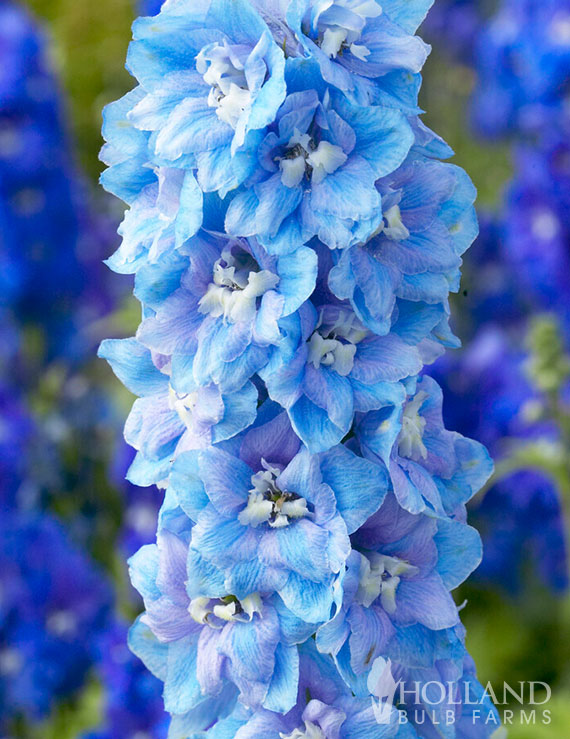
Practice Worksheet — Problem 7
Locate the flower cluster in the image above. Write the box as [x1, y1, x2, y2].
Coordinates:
[101, 0, 498, 734]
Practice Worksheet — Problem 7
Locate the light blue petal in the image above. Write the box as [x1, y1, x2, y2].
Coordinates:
[279, 571, 335, 624]
[129, 544, 161, 602]
[435, 519, 482, 590]
[263, 642, 299, 713]
[176, 171, 204, 246]
[128, 616, 169, 681]
[381, 0, 434, 33]
[213, 381, 259, 443]
[99, 338, 165, 397]
[164, 636, 202, 714]
[290, 394, 348, 454]
[199, 447, 252, 514]
[320, 446, 389, 534]
[170, 451, 209, 521]
[277, 245, 318, 316]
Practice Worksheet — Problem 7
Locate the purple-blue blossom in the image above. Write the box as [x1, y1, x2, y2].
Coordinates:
[100, 0, 498, 734]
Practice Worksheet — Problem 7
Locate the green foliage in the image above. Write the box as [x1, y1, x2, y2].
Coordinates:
[526, 316, 570, 396]
[10, 679, 102, 739]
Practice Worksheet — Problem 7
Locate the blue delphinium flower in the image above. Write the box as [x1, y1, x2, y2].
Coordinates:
[475, 470, 569, 593]
[316, 492, 482, 685]
[284, 0, 430, 98]
[328, 156, 477, 338]
[135, 231, 317, 393]
[168, 405, 388, 622]
[225, 59, 414, 253]
[101, 0, 287, 228]
[129, 525, 313, 716]
[191, 639, 403, 737]
[354, 374, 492, 517]
[101, 0, 497, 734]
[471, 0, 570, 139]
[250, 0, 433, 111]
[99, 337, 258, 486]
[260, 303, 423, 452]
[502, 137, 570, 330]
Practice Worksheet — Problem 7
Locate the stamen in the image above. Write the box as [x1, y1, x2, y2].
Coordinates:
[306, 309, 366, 374]
[312, 0, 382, 60]
[278, 128, 346, 187]
[280, 722, 326, 739]
[397, 391, 428, 461]
[168, 385, 198, 429]
[238, 459, 311, 528]
[189, 593, 262, 627]
[197, 43, 252, 129]
[356, 553, 419, 612]
[382, 204, 410, 241]
[198, 246, 279, 323]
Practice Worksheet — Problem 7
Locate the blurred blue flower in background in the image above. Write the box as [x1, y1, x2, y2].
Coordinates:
[0, 1, 164, 733]
[0, 513, 112, 722]
[0, 0, 120, 361]
[85, 620, 168, 739]
[425, 0, 570, 597]
[139, 0, 163, 15]
[471, 0, 570, 139]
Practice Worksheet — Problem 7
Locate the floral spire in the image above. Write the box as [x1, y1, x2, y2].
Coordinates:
[101, 0, 500, 734]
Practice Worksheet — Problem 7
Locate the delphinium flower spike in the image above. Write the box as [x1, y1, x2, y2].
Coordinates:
[101, 0, 501, 735]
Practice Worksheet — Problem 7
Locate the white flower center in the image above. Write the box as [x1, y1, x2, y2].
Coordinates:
[312, 0, 383, 60]
[356, 553, 419, 613]
[381, 204, 410, 241]
[307, 309, 367, 375]
[198, 246, 279, 323]
[279, 128, 347, 187]
[168, 385, 198, 430]
[197, 43, 252, 129]
[238, 459, 311, 528]
[280, 722, 326, 739]
[397, 391, 428, 461]
[189, 593, 262, 628]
